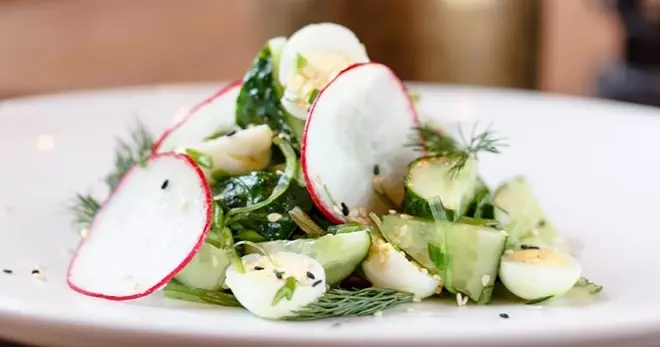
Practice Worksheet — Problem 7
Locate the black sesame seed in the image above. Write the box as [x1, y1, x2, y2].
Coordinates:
[225, 130, 237, 137]
[499, 313, 509, 319]
[312, 280, 323, 287]
[306, 271, 315, 280]
[254, 266, 264, 271]
[31, 269, 40, 275]
[161, 179, 169, 190]
[2, 269, 12, 274]
[373, 164, 380, 176]
[274, 271, 284, 280]
[521, 245, 540, 250]
[340, 202, 349, 216]
[538, 220, 546, 227]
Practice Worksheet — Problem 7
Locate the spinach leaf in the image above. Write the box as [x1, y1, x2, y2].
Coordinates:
[236, 44, 304, 146]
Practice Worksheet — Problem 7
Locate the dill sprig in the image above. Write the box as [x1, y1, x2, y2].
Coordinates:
[70, 122, 154, 232]
[70, 194, 101, 231]
[284, 287, 414, 321]
[104, 122, 155, 190]
[409, 123, 506, 177]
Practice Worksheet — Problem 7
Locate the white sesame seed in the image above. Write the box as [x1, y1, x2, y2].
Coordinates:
[267, 213, 282, 222]
[80, 228, 89, 239]
[358, 207, 367, 217]
[420, 267, 429, 275]
[180, 198, 189, 212]
[456, 293, 464, 306]
[373, 310, 383, 317]
[133, 283, 141, 291]
[412, 297, 422, 303]
[406, 308, 415, 313]
[435, 286, 443, 295]
[432, 275, 442, 282]
[211, 255, 219, 269]
[275, 170, 284, 175]
[388, 209, 397, 215]
[400, 214, 412, 220]
[421, 311, 435, 317]
[481, 274, 491, 287]
[462, 295, 469, 305]
[33, 273, 46, 281]
[505, 249, 514, 256]
[531, 228, 540, 236]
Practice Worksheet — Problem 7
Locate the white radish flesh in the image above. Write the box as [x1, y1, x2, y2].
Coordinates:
[175, 124, 274, 183]
[302, 62, 419, 223]
[67, 153, 212, 300]
[225, 252, 327, 320]
[153, 81, 241, 153]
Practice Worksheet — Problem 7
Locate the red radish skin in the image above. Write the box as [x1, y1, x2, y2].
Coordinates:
[67, 153, 213, 301]
[301, 62, 420, 224]
[152, 80, 242, 153]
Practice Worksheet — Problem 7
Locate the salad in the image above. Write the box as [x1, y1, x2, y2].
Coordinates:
[68, 22, 602, 321]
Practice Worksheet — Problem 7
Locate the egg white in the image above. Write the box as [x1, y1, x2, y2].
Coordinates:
[362, 239, 441, 299]
[225, 252, 327, 320]
[498, 249, 581, 301]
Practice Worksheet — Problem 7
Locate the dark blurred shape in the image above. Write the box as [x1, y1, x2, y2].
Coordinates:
[262, 0, 540, 89]
[597, 0, 660, 106]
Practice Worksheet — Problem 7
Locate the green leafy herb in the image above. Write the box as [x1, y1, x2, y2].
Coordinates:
[408, 123, 506, 178]
[70, 194, 101, 232]
[163, 282, 242, 307]
[289, 206, 327, 237]
[427, 243, 445, 270]
[236, 44, 304, 146]
[526, 295, 554, 305]
[272, 276, 297, 306]
[284, 287, 414, 321]
[105, 122, 155, 190]
[296, 54, 308, 70]
[308, 88, 320, 105]
[574, 277, 603, 295]
[428, 196, 454, 222]
[184, 148, 213, 169]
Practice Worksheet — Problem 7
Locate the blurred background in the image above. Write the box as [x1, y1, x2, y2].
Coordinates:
[1, 0, 658, 106]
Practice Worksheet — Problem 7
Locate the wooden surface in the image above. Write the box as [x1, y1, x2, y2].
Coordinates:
[0, 0, 622, 99]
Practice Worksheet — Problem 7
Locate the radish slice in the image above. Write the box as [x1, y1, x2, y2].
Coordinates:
[153, 81, 241, 153]
[67, 153, 212, 300]
[302, 63, 419, 223]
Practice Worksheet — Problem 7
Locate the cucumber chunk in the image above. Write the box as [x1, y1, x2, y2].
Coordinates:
[246, 230, 370, 285]
[401, 156, 479, 219]
[380, 214, 443, 274]
[175, 243, 231, 291]
[493, 176, 568, 252]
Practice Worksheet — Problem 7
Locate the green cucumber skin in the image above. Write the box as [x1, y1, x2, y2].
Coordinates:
[380, 214, 506, 304]
[401, 156, 478, 219]
[175, 243, 231, 291]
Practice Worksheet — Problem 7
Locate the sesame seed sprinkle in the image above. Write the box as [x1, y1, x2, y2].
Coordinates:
[481, 274, 491, 287]
[412, 297, 422, 303]
[267, 213, 282, 222]
[2, 269, 12, 274]
[388, 209, 397, 215]
[456, 293, 464, 306]
[274, 271, 284, 280]
[406, 308, 415, 313]
[161, 179, 169, 190]
[373, 310, 383, 317]
[306, 271, 315, 280]
[31, 269, 40, 275]
[340, 203, 350, 216]
[33, 273, 46, 281]
[225, 130, 237, 137]
[373, 165, 380, 176]
[462, 295, 469, 305]
[312, 280, 323, 287]
[81, 228, 89, 239]
[499, 313, 510, 319]
[180, 198, 189, 212]
[254, 266, 264, 271]
[400, 214, 412, 220]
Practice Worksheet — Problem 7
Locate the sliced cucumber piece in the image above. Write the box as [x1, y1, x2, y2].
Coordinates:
[175, 243, 231, 290]
[401, 156, 479, 219]
[493, 176, 568, 252]
[380, 214, 443, 275]
[443, 222, 507, 304]
[246, 230, 370, 285]
[268, 36, 287, 88]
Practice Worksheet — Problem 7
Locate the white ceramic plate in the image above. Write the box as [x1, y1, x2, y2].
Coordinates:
[1, 83, 659, 347]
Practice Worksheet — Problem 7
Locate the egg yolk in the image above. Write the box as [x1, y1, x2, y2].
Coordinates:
[505, 249, 568, 268]
[285, 52, 354, 109]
